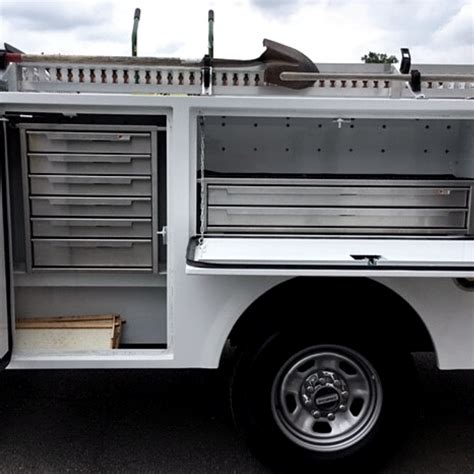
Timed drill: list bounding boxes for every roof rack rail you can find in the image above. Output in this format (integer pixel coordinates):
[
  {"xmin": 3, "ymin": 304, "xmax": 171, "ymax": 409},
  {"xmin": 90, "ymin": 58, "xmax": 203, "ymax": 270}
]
[{"xmin": 1, "ymin": 40, "xmax": 472, "ymax": 99}]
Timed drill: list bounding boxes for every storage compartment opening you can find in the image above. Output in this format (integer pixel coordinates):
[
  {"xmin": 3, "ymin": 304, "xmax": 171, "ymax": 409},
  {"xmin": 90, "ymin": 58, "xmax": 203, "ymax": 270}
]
[
  {"xmin": 5, "ymin": 113, "xmax": 167, "ymax": 273},
  {"xmin": 13, "ymin": 285, "xmax": 167, "ymax": 353},
  {"xmin": 4, "ymin": 113, "xmax": 169, "ymax": 354},
  {"xmin": 196, "ymin": 116, "xmax": 474, "ymax": 238}
]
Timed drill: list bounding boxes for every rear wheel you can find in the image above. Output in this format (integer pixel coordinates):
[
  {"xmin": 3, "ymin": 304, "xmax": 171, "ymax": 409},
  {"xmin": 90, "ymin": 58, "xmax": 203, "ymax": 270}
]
[{"xmin": 231, "ymin": 333, "xmax": 416, "ymax": 473}]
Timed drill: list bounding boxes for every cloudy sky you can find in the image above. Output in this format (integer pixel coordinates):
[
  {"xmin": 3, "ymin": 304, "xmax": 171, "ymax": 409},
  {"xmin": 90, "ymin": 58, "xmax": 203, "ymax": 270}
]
[{"xmin": 0, "ymin": 0, "xmax": 473, "ymax": 64}]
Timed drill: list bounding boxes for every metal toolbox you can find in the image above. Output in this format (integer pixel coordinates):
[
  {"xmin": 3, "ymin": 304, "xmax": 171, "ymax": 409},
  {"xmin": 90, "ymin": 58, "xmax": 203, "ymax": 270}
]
[
  {"xmin": 30, "ymin": 196, "xmax": 152, "ymax": 217},
  {"xmin": 27, "ymin": 131, "xmax": 152, "ymax": 154},
  {"xmin": 29, "ymin": 175, "xmax": 152, "ymax": 196},
  {"xmin": 32, "ymin": 239, "xmax": 152, "ymax": 268},
  {"xmin": 208, "ymin": 185, "xmax": 470, "ymax": 208},
  {"xmin": 28, "ymin": 153, "xmax": 152, "ymax": 175},
  {"xmin": 31, "ymin": 218, "xmax": 152, "ymax": 238},
  {"xmin": 20, "ymin": 124, "xmax": 161, "ymax": 272},
  {"xmin": 203, "ymin": 178, "xmax": 474, "ymax": 236},
  {"xmin": 208, "ymin": 206, "xmax": 468, "ymax": 231}
]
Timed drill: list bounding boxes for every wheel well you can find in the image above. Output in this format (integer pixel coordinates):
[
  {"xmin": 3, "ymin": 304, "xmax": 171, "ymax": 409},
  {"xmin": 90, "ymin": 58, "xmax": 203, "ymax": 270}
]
[{"xmin": 225, "ymin": 277, "xmax": 434, "ymax": 361}]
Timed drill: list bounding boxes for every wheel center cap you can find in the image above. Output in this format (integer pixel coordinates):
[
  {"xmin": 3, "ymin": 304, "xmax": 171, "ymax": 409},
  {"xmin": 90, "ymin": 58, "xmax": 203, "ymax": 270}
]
[
  {"xmin": 313, "ymin": 386, "xmax": 340, "ymax": 411},
  {"xmin": 300, "ymin": 370, "xmax": 349, "ymax": 416}
]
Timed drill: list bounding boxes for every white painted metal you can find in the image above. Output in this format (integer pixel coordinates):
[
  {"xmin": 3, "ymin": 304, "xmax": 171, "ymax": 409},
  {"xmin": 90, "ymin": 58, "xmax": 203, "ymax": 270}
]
[
  {"xmin": 189, "ymin": 238, "xmax": 474, "ymax": 273},
  {"xmin": 0, "ymin": 91, "xmax": 473, "ymax": 372},
  {"xmin": 377, "ymin": 278, "xmax": 474, "ymax": 370},
  {"xmin": 2, "ymin": 93, "xmax": 474, "ymax": 119},
  {"xmin": 0, "ymin": 178, "xmax": 9, "ymax": 360}
]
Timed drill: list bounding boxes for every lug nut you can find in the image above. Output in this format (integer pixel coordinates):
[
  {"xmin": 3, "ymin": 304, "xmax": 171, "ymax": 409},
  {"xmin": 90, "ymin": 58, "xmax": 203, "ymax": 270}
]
[
  {"xmin": 319, "ymin": 378, "xmax": 327, "ymax": 385},
  {"xmin": 311, "ymin": 410, "xmax": 321, "ymax": 419},
  {"xmin": 327, "ymin": 413, "xmax": 335, "ymax": 421},
  {"xmin": 306, "ymin": 385, "xmax": 315, "ymax": 393},
  {"xmin": 302, "ymin": 394, "xmax": 312, "ymax": 405},
  {"xmin": 334, "ymin": 380, "xmax": 342, "ymax": 388},
  {"xmin": 341, "ymin": 391, "xmax": 349, "ymax": 399},
  {"xmin": 339, "ymin": 404, "xmax": 347, "ymax": 412}
]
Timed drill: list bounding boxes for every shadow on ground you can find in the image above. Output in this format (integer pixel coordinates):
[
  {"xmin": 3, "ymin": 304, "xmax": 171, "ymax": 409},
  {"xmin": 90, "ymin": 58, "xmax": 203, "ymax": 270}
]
[{"xmin": 0, "ymin": 354, "xmax": 472, "ymax": 473}]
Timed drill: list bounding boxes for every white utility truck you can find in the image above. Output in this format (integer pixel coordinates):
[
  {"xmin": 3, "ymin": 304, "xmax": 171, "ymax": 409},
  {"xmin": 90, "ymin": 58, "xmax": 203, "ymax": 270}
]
[{"xmin": 0, "ymin": 14, "xmax": 473, "ymax": 471}]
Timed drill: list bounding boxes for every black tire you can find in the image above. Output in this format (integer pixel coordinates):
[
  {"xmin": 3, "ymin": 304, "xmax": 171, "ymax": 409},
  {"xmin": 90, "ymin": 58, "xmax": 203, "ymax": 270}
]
[{"xmin": 231, "ymin": 331, "xmax": 417, "ymax": 473}]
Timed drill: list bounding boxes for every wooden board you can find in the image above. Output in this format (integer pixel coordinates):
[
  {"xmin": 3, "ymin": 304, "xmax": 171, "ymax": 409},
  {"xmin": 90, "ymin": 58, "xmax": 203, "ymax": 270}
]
[{"xmin": 16, "ymin": 314, "xmax": 124, "ymax": 351}]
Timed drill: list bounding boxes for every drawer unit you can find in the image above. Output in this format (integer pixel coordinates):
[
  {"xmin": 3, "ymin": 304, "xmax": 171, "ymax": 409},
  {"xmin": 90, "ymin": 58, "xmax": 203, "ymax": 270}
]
[
  {"xmin": 32, "ymin": 239, "xmax": 152, "ymax": 268},
  {"xmin": 20, "ymin": 124, "xmax": 161, "ymax": 272},
  {"xmin": 27, "ymin": 131, "xmax": 151, "ymax": 154},
  {"xmin": 28, "ymin": 153, "xmax": 152, "ymax": 175},
  {"xmin": 208, "ymin": 185, "xmax": 470, "ymax": 208},
  {"xmin": 30, "ymin": 196, "xmax": 152, "ymax": 217},
  {"xmin": 208, "ymin": 206, "xmax": 468, "ymax": 230},
  {"xmin": 202, "ymin": 178, "xmax": 474, "ymax": 236},
  {"xmin": 29, "ymin": 175, "xmax": 152, "ymax": 196},
  {"xmin": 31, "ymin": 218, "xmax": 152, "ymax": 238}
]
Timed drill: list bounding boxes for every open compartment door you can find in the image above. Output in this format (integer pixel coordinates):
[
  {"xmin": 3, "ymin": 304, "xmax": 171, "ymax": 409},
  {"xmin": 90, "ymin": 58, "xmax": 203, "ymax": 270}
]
[
  {"xmin": 0, "ymin": 218, "xmax": 9, "ymax": 362},
  {"xmin": 0, "ymin": 128, "xmax": 11, "ymax": 365},
  {"xmin": 187, "ymin": 237, "xmax": 474, "ymax": 277}
]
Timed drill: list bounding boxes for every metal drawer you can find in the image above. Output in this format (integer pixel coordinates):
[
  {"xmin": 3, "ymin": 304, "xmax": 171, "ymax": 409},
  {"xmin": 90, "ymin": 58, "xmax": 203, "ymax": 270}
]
[
  {"xmin": 27, "ymin": 131, "xmax": 151, "ymax": 154},
  {"xmin": 29, "ymin": 175, "xmax": 151, "ymax": 196},
  {"xmin": 30, "ymin": 196, "xmax": 152, "ymax": 217},
  {"xmin": 32, "ymin": 239, "xmax": 152, "ymax": 268},
  {"xmin": 31, "ymin": 218, "xmax": 152, "ymax": 238},
  {"xmin": 208, "ymin": 207, "xmax": 468, "ymax": 230},
  {"xmin": 208, "ymin": 185, "xmax": 469, "ymax": 208},
  {"xmin": 28, "ymin": 153, "xmax": 151, "ymax": 175}
]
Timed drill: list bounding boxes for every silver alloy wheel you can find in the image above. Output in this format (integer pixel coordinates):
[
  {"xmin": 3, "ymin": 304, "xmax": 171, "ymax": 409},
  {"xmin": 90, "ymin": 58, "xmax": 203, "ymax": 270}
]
[{"xmin": 271, "ymin": 345, "xmax": 383, "ymax": 452}]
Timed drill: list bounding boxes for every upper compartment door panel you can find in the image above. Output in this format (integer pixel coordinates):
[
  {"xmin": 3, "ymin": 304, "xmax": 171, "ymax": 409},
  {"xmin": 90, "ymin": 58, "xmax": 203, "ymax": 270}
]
[{"xmin": 186, "ymin": 237, "xmax": 474, "ymax": 277}]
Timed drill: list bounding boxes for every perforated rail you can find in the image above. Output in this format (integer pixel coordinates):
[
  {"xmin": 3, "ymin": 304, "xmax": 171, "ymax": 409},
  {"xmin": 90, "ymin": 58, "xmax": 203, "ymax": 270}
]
[{"xmin": 3, "ymin": 60, "xmax": 473, "ymax": 98}]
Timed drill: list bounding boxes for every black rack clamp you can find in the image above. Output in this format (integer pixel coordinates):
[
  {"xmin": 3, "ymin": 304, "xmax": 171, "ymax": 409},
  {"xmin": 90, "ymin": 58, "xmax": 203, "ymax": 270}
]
[
  {"xmin": 201, "ymin": 10, "xmax": 214, "ymax": 95},
  {"xmin": 202, "ymin": 54, "xmax": 212, "ymax": 95},
  {"xmin": 400, "ymin": 48, "xmax": 422, "ymax": 96},
  {"xmin": 409, "ymin": 69, "xmax": 422, "ymax": 93},
  {"xmin": 399, "ymin": 48, "xmax": 411, "ymax": 74}
]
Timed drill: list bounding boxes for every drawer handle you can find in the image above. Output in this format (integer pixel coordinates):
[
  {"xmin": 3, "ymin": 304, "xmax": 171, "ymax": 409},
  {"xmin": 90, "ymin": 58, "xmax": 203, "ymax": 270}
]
[
  {"xmin": 50, "ymin": 221, "xmax": 134, "ymax": 228},
  {"xmin": 46, "ymin": 177, "xmax": 137, "ymax": 185},
  {"xmin": 52, "ymin": 242, "xmax": 135, "ymax": 248},
  {"xmin": 45, "ymin": 155, "xmax": 137, "ymax": 163},
  {"xmin": 47, "ymin": 199, "xmax": 134, "ymax": 206},
  {"xmin": 224, "ymin": 188, "xmax": 329, "ymax": 196},
  {"xmin": 44, "ymin": 132, "xmax": 133, "ymax": 142}
]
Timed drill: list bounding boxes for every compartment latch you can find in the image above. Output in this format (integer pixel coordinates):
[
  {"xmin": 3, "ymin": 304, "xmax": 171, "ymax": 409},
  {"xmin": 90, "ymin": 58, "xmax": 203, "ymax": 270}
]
[
  {"xmin": 351, "ymin": 255, "xmax": 382, "ymax": 267},
  {"xmin": 157, "ymin": 226, "xmax": 168, "ymax": 245}
]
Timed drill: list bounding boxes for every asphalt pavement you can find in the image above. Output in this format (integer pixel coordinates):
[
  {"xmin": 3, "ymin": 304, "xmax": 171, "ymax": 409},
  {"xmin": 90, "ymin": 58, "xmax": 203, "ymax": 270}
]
[{"xmin": 0, "ymin": 353, "xmax": 472, "ymax": 473}]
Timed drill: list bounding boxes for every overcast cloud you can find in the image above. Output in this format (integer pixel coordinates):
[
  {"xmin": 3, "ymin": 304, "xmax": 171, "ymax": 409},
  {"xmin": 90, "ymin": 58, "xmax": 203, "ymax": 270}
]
[{"xmin": 0, "ymin": 0, "xmax": 473, "ymax": 64}]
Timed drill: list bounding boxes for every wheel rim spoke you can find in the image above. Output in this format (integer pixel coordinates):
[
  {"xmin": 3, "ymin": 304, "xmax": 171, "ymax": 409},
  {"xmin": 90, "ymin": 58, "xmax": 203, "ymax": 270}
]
[
  {"xmin": 288, "ymin": 406, "xmax": 315, "ymax": 434},
  {"xmin": 282, "ymin": 369, "xmax": 305, "ymax": 395},
  {"xmin": 329, "ymin": 410, "xmax": 359, "ymax": 437}
]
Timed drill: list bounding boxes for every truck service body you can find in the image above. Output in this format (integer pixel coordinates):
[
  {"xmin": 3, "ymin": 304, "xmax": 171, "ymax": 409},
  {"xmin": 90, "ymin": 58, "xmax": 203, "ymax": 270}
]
[{"xmin": 0, "ymin": 36, "xmax": 473, "ymax": 470}]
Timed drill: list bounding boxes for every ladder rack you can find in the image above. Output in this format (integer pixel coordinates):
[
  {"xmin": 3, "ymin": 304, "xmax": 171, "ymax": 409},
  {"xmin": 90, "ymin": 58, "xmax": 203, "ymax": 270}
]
[{"xmin": 2, "ymin": 58, "xmax": 473, "ymax": 99}]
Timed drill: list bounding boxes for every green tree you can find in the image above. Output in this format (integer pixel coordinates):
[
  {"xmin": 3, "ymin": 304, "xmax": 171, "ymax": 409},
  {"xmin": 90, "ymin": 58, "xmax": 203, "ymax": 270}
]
[{"xmin": 361, "ymin": 52, "xmax": 398, "ymax": 64}]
